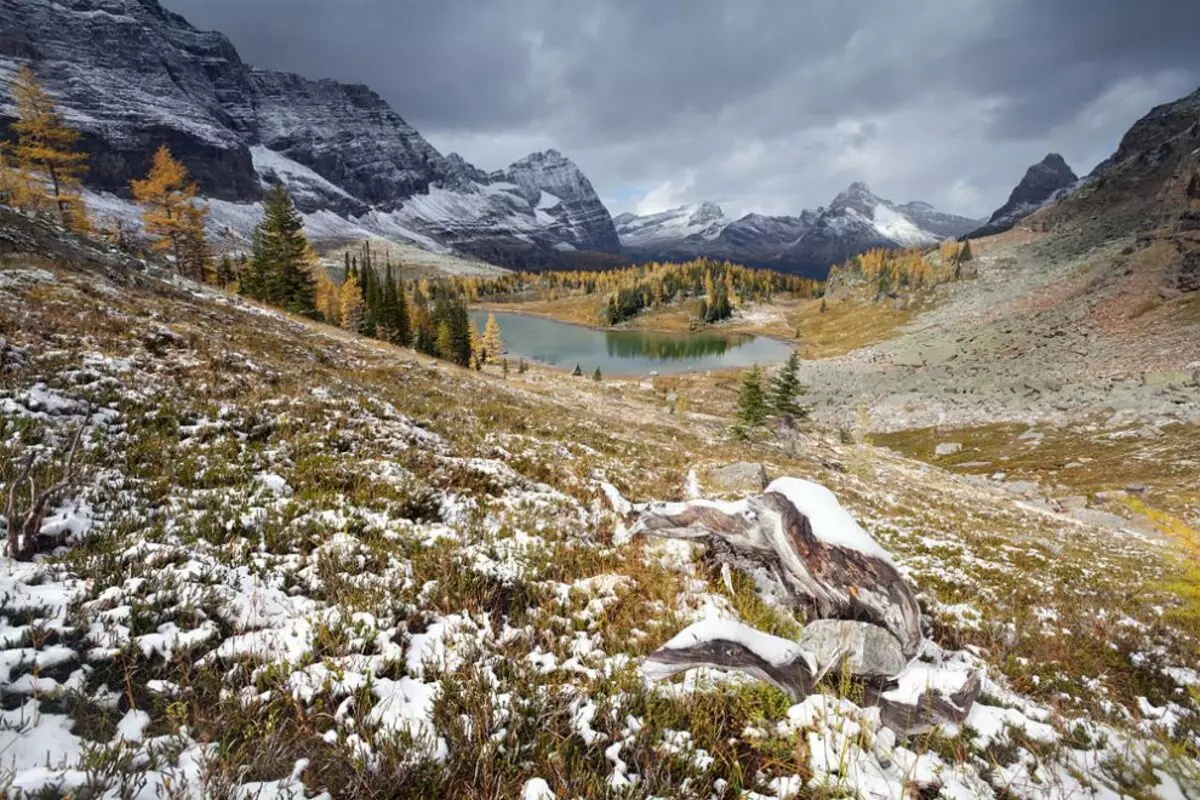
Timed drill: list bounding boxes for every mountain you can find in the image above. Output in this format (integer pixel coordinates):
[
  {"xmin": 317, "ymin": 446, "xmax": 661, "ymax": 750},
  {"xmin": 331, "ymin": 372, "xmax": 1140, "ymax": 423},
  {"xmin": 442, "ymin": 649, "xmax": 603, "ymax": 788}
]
[
  {"xmin": 0, "ymin": 0, "xmax": 619, "ymax": 270},
  {"xmin": 967, "ymin": 154, "xmax": 1078, "ymax": 238},
  {"xmin": 615, "ymin": 184, "xmax": 979, "ymax": 278}
]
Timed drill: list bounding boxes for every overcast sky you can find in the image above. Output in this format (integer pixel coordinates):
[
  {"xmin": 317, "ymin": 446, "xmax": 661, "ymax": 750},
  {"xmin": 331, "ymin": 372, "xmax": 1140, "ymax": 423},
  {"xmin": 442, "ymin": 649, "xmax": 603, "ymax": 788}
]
[{"xmin": 163, "ymin": 0, "xmax": 1200, "ymax": 219}]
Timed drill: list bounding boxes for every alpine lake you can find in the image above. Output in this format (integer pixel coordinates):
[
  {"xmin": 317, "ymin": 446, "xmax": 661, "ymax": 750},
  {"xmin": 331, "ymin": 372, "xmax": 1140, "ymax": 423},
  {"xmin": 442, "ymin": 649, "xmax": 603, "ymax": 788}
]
[{"xmin": 470, "ymin": 310, "xmax": 793, "ymax": 376}]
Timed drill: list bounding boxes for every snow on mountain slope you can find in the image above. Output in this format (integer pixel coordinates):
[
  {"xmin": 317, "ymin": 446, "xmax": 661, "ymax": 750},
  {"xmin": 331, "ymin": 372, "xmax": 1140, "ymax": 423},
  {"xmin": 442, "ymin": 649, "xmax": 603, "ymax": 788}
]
[
  {"xmin": 616, "ymin": 184, "xmax": 980, "ymax": 277},
  {"xmin": 614, "ymin": 203, "xmax": 731, "ymax": 247},
  {"xmin": 0, "ymin": 0, "xmax": 619, "ymax": 271}
]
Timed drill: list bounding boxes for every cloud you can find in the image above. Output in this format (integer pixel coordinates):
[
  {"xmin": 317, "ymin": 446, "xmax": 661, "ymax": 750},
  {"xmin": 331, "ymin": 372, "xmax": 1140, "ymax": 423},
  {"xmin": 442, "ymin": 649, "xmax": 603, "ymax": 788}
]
[{"xmin": 163, "ymin": 0, "xmax": 1200, "ymax": 218}]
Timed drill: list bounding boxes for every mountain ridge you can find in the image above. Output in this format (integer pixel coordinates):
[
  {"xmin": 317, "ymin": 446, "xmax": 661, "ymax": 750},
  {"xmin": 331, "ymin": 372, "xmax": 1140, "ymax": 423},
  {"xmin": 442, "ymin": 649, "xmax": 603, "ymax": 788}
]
[
  {"xmin": 0, "ymin": 0, "xmax": 620, "ymax": 270},
  {"xmin": 615, "ymin": 184, "xmax": 981, "ymax": 278}
]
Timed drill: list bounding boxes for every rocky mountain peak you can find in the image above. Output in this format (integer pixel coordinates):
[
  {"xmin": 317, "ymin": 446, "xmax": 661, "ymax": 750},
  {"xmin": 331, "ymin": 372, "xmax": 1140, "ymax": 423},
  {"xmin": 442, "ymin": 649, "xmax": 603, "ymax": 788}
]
[
  {"xmin": 968, "ymin": 153, "xmax": 1078, "ymax": 238},
  {"xmin": 689, "ymin": 202, "xmax": 727, "ymax": 225},
  {"xmin": 830, "ymin": 181, "xmax": 881, "ymax": 215}
]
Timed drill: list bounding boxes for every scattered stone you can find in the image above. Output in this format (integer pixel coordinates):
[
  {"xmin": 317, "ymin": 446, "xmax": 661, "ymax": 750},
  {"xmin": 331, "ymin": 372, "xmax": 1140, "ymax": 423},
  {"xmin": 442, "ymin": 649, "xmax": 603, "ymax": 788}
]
[
  {"xmin": 798, "ymin": 619, "xmax": 907, "ymax": 678},
  {"xmin": 1056, "ymin": 496, "xmax": 1088, "ymax": 511},
  {"xmin": 935, "ymin": 442, "xmax": 963, "ymax": 457},
  {"xmin": 1070, "ymin": 507, "xmax": 1129, "ymax": 530},
  {"xmin": 1125, "ymin": 483, "xmax": 1147, "ymax": 494},
  {"xmin": 1002, "ymin": 480, "xmax": 1042, "ymax": 500},
  {"xmin": 957, "ymin": 461, "xmax": 992, "ymax": 468},
  {"xmin": 1017, "ymin": 429, "xmax": 1044, "ymax": 442},
  {"xmin": 1094, "ymin": 490, "xmax": 1129, "ymax": 502},
  {"xmin": 701, "ymin": 462, "xmax": 769, "ymax": 494}
]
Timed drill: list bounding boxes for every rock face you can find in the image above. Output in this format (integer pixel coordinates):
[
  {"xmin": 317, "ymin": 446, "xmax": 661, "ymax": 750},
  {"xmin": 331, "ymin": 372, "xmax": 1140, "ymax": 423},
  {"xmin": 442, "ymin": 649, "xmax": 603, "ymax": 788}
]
[
  {"xmin": 0, "ymin": 0, "xmax": 619, "ymax": 267},
  {"xmin": 615, "ymin": 184, "xmax": 980, "ymax": 278},
  {"xmin": 968, "ymin": 154, "xmax": 1078, "ymax": 238}
]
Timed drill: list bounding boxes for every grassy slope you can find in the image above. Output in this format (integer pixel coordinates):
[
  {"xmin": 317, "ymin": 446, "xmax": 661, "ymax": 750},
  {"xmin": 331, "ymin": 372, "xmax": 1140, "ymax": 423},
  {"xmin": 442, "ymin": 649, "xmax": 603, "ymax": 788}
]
[{"xmin": 1, "ymin": 223, "xmax": 1198, "ymax": 797}]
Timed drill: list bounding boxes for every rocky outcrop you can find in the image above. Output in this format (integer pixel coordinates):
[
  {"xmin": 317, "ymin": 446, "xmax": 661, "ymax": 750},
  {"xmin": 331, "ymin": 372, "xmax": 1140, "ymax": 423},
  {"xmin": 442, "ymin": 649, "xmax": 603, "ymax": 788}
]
[
  {"xmin": 968, "ymin": 154, "xmax": 1078, "ymax": 238},
  {"xmin": 0, "ymin": 0, "xmax": 620, "ymax": 267}
]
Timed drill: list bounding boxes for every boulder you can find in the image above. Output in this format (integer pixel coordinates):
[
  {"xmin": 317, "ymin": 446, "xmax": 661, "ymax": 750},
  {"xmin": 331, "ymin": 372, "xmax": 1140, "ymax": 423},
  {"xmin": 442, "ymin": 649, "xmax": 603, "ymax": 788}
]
[
  {"xmin": 798, "ymin": 619, "xmax": 908, "ymax": 678},
  {"xmin": 1070, "ymin": 507, "xmax": 1129, "ymax": 530},
  {"xmin": 701, "ymin": 462, "xmax": 769, "ymax": 494},
  {"xmin": 934, "ymin": 442, "xmax": 963, "ymax": 457}
]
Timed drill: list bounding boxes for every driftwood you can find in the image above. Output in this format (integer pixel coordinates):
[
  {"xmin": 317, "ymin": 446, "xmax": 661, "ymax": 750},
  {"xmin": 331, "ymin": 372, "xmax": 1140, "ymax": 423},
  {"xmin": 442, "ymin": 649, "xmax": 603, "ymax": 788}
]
[
  {"xmin": 4, "ymin": 419, "xmax": 86, "ymax": 561},
  {"xmin": 627, "ymin": 477, "xmax": 980, "ymax": 735}
]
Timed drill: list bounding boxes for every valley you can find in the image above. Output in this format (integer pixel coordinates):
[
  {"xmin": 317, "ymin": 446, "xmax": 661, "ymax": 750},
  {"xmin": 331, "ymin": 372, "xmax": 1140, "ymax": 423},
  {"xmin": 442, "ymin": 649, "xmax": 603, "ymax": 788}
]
[{"xmin": 1, "ymin": 1, "xmax": 1199, "ymax": 799}]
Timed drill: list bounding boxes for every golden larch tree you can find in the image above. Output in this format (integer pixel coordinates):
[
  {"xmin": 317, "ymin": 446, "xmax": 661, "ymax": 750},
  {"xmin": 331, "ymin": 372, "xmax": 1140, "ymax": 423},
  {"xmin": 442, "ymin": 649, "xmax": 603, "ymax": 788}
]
[
  {"xmin": 8, "ymin": 65, "xmax": 89, "ymax": 230},
  {"xmin": 131, "ymin": 145, "xmax": 209, "ymax": 276},
  {"xmin": 339, "ymin": 274, "xmax": 365, "ymax": 332},
  {"xmin": 481, "ymin": 312, "xmax": 504, "ymax": 364}
]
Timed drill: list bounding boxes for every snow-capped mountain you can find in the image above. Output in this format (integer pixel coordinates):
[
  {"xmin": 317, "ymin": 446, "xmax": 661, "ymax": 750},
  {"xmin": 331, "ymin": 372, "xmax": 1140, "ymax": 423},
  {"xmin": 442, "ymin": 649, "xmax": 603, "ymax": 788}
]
[
  {"xmin": 0, "ymin": 0, "xmax": 619, "ymax": 270},
  {"xmin": 968, "ymin": 154, "xmax": 1078, "ymax": 239},
  {"xmin": 615, "ymin": 183, "xmax": 980, "ymax": 277}
]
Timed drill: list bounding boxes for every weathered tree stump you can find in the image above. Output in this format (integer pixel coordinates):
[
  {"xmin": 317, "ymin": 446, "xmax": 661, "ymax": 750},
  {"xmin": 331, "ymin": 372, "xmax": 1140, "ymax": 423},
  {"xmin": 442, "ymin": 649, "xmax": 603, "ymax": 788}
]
[{"xmin": 626, "ymin": 476, "xmax": 981, "ymax": 735}]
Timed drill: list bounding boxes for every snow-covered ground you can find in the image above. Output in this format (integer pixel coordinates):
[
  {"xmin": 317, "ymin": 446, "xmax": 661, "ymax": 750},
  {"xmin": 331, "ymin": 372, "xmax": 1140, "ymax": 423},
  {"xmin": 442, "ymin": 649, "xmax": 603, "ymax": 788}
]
[{"xmin": 0, "ymin": 217, "xmax": 1197, "ymax": 798}]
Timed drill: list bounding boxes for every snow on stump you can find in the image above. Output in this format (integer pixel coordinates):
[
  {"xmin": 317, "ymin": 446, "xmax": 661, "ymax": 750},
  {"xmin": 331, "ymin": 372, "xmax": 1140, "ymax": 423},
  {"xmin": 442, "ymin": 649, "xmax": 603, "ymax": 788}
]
[{"xmin": 628, "ymin": 476, "xmax": 980, "ymax": 735}]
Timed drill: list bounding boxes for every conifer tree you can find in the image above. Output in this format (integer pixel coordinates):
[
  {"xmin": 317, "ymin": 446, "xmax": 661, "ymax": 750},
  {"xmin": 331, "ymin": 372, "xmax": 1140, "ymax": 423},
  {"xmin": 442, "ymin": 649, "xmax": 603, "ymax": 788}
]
[
  {"xmin": 518, "ymin": 358, "xmax": 527, "ymax": 374},
  {"xmin": 482, "ymin": 313, "xmax": 503, "ymax": 364},
  {"xmin": 8, "ymin": 66, "xmax": 88, "ymax": 230},
  {"xmin": 339, "ymin": 275, "xmax": 365, "ymax": 332},
  {"xmin": 131, "ymin": 146, "xmax": 209, "ymax": 277},
  {"xmin": 215, "ymin": 253, "xmax": 236, "ymax": 290},
  {"xmin": 469, "ymin": 318, "xmax": 483, "ymax": 368},
  {"xmin": 502, "ymin": 358, "xmax": 510, "ymax": 377},
  {"xmin": 248, "ymin": 186, "xmax": 316, "ymax": 316},
  {"xmin": 768, "ymin": 352, "xmax": 809, "ymax": 424},
  {"xmin": 592, "ymin": 366, "xmax": 602, "ymax": 382},
  {"xmin": 572, "ymin": 364, "xmax": 583, "ymax": 377},
  {"xmin": 435, "ymin": 322, "xmax": 455, "ymax": 362},
  {"xmin": 731, "ymin": 365, "xmax": 767, "ymax": 438}
]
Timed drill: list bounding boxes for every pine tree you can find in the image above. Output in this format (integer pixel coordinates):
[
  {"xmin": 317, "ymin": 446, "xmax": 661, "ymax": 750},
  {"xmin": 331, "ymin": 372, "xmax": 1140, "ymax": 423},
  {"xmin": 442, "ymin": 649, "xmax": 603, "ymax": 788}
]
[
  {"xmin": 8, "ymin": 66, "xmax": 88, "ymax": 230},
  {"xmin": 731, "ymin": 365, "xmax": 767, "ymax": 438},
  {"xmin": 592, "ymin": 367, "xmax": 602, "ymax": 382},
  {"xmin": 502, "ymin": 358, "xmax": 510, "ymax": 377},
  {"xmin": 572, "ymin": 364, "xmax": 583, "ymax": 377},
  {"xmin": 482, "ymin": 313, "xmax": 503, "ymax": 364},
  {"xmin": 131, "ymin": 146, "xmax": 209, "ymax": 276},
  {"xmin": 958, "ymin": 240, "xmax": 973, "ymax": 262},
  {"xmin": 339, "ymin": 275, "xmax": 365, "ymax": 333},
  {"xmin": 469, "ymin": 319, "xmax": 483, "ymax": 368},
  {"xmin": 248, "ymin": 186, "xmax": 316, "ymax": 316},
  {"xmin": 435, "ymin": 322, "xmax": 454, "ymax": 362},
  {"xmin": 215, "ymin": 253, "xmax": 236, "ymax": 289},
  {"xmin": 518, "ymin": 358, "xmax": 527, "ymax": 374},
  {"xmin": 768, "ymin": 351, "xmax": 809, "ymax": 424}
]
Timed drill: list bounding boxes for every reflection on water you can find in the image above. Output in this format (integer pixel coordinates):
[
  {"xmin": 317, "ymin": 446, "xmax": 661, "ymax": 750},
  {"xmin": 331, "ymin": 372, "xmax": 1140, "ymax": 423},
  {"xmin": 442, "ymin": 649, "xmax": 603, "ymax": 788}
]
[
  {"xmin": 470, "ymin": 310, "xmax": 791, "ymax": 376},
  {"xmin": 605, "ymin": 331, "xmax": 744, "ymax": 360}
]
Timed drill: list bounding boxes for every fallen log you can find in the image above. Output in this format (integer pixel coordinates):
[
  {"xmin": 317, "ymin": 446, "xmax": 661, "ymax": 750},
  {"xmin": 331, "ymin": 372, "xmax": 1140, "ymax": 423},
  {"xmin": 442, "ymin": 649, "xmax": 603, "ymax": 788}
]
[{"xmin": 628, "ymin": 476, "xmax": 980, "ymax": 735}]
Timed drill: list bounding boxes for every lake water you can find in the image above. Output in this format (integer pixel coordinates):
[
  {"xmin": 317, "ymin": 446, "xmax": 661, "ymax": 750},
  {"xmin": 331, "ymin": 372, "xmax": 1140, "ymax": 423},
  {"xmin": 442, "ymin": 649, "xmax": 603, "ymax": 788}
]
[{"xmin": 470, "ymin": 310, "xmax": 793, "ymax": 376}]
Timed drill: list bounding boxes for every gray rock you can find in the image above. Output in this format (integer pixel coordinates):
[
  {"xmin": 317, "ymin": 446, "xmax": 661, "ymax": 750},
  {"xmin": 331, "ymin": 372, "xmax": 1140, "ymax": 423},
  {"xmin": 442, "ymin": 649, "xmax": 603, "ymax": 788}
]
[
  {"xmin": 1002, "ymin": 480, "xmax": 1042, "ymax": 499},
  {"xmin": 935, "ymin": 442, "xmax": 963, "ymax": 457},
  {"xmin": 1057, "ymin": 495, "xmax": 1088, "ymax": 511},
  {"xmin": 702, "ymin": 462, "xmax": 769, "ymax": 494},
  {"xmin": 799, "ymin": 619, "xmax": 908, "ymax": 678},
  {"xmin": 1070, "ymin": 508, "xmax": 1130, "ymax": 529}
]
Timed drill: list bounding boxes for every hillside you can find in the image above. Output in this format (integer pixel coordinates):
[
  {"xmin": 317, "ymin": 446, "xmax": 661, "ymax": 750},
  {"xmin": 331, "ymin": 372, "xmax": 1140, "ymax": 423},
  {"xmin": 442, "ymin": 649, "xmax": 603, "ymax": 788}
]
[{"xmin": 2, "ymin": 197, "xmax": 1198, "ymax": 799}]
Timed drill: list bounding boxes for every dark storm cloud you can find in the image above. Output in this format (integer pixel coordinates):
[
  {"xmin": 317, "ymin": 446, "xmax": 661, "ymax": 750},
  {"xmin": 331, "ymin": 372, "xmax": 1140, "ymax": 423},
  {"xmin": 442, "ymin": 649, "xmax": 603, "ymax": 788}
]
[{"xmin": 162, "ymin": 0, "xmax": 1200, "ymax": 218}]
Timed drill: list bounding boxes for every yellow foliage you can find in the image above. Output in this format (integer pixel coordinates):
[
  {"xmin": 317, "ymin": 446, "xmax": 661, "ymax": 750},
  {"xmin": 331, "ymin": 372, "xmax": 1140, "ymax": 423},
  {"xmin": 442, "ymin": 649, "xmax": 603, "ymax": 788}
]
[
  {"xmin": 7, "ymin": 65, "xmax": 89, "ymax": 230},
  {"xmin": 1119, "ymin": 496, "xmax": 1200, "ymax": 628},
  {"xmin": 339, "ymin": 275, "xmax": 364, "ymax": 332},
  {"xmin": 481, "ymin": 312, "xmax": 503, "ymax": 364},
  {"xmin": 131, "ymin": 146, "xmax": 210, "ymax": 279},
  {"xmin": 312, "ymin": 250, "xmax": 341, "ymax": 325}
]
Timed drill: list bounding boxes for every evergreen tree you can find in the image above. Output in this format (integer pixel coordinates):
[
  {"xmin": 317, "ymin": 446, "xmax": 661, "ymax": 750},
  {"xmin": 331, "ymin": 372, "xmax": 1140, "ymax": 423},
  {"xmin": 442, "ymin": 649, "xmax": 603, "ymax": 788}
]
[
  {"xmin": 8, "ymin": 66, "xmax": 88, "ymax": 230},
  {"xmin": 768, "ymin": 351, "xmax": 809, "ymax": 424},
  {"xmin": 248, "ymin": 186, "xmax": 316, "ymax": 316},
  {"xmin": 482, "ymin": 313, "xmax": 503, "ymax": 364},
  {"xmin": 518, "ymin": 358, "xmax": 527, "ymax": 374},
  {"xmin": 314, "ymin": 264, "xmax": 341, "ymax": 324},
  {"xmin": 215, "ymin": 253, "xmax": 236, "ymax": 290},
  {"xmin": 958, "ymin": 239, "xmax": 973, "ymax": 262},
  {"xmin": 731, "ymin": 365, "xmax": 767, "ymax": 438},
  {"xmin": 572, "ymin": 364, "xmax": 583, "ymax": 377},
  {"xmin": 131, "ymin": 146, "xmax": 209, "ymax": 277},
  {"xmin": 502, "ymin": 358, "xmax": 509, "ymax": 377},
  {"xmin": 592, "ymin": 367, "xmax": 602, "ymax": 382}
]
